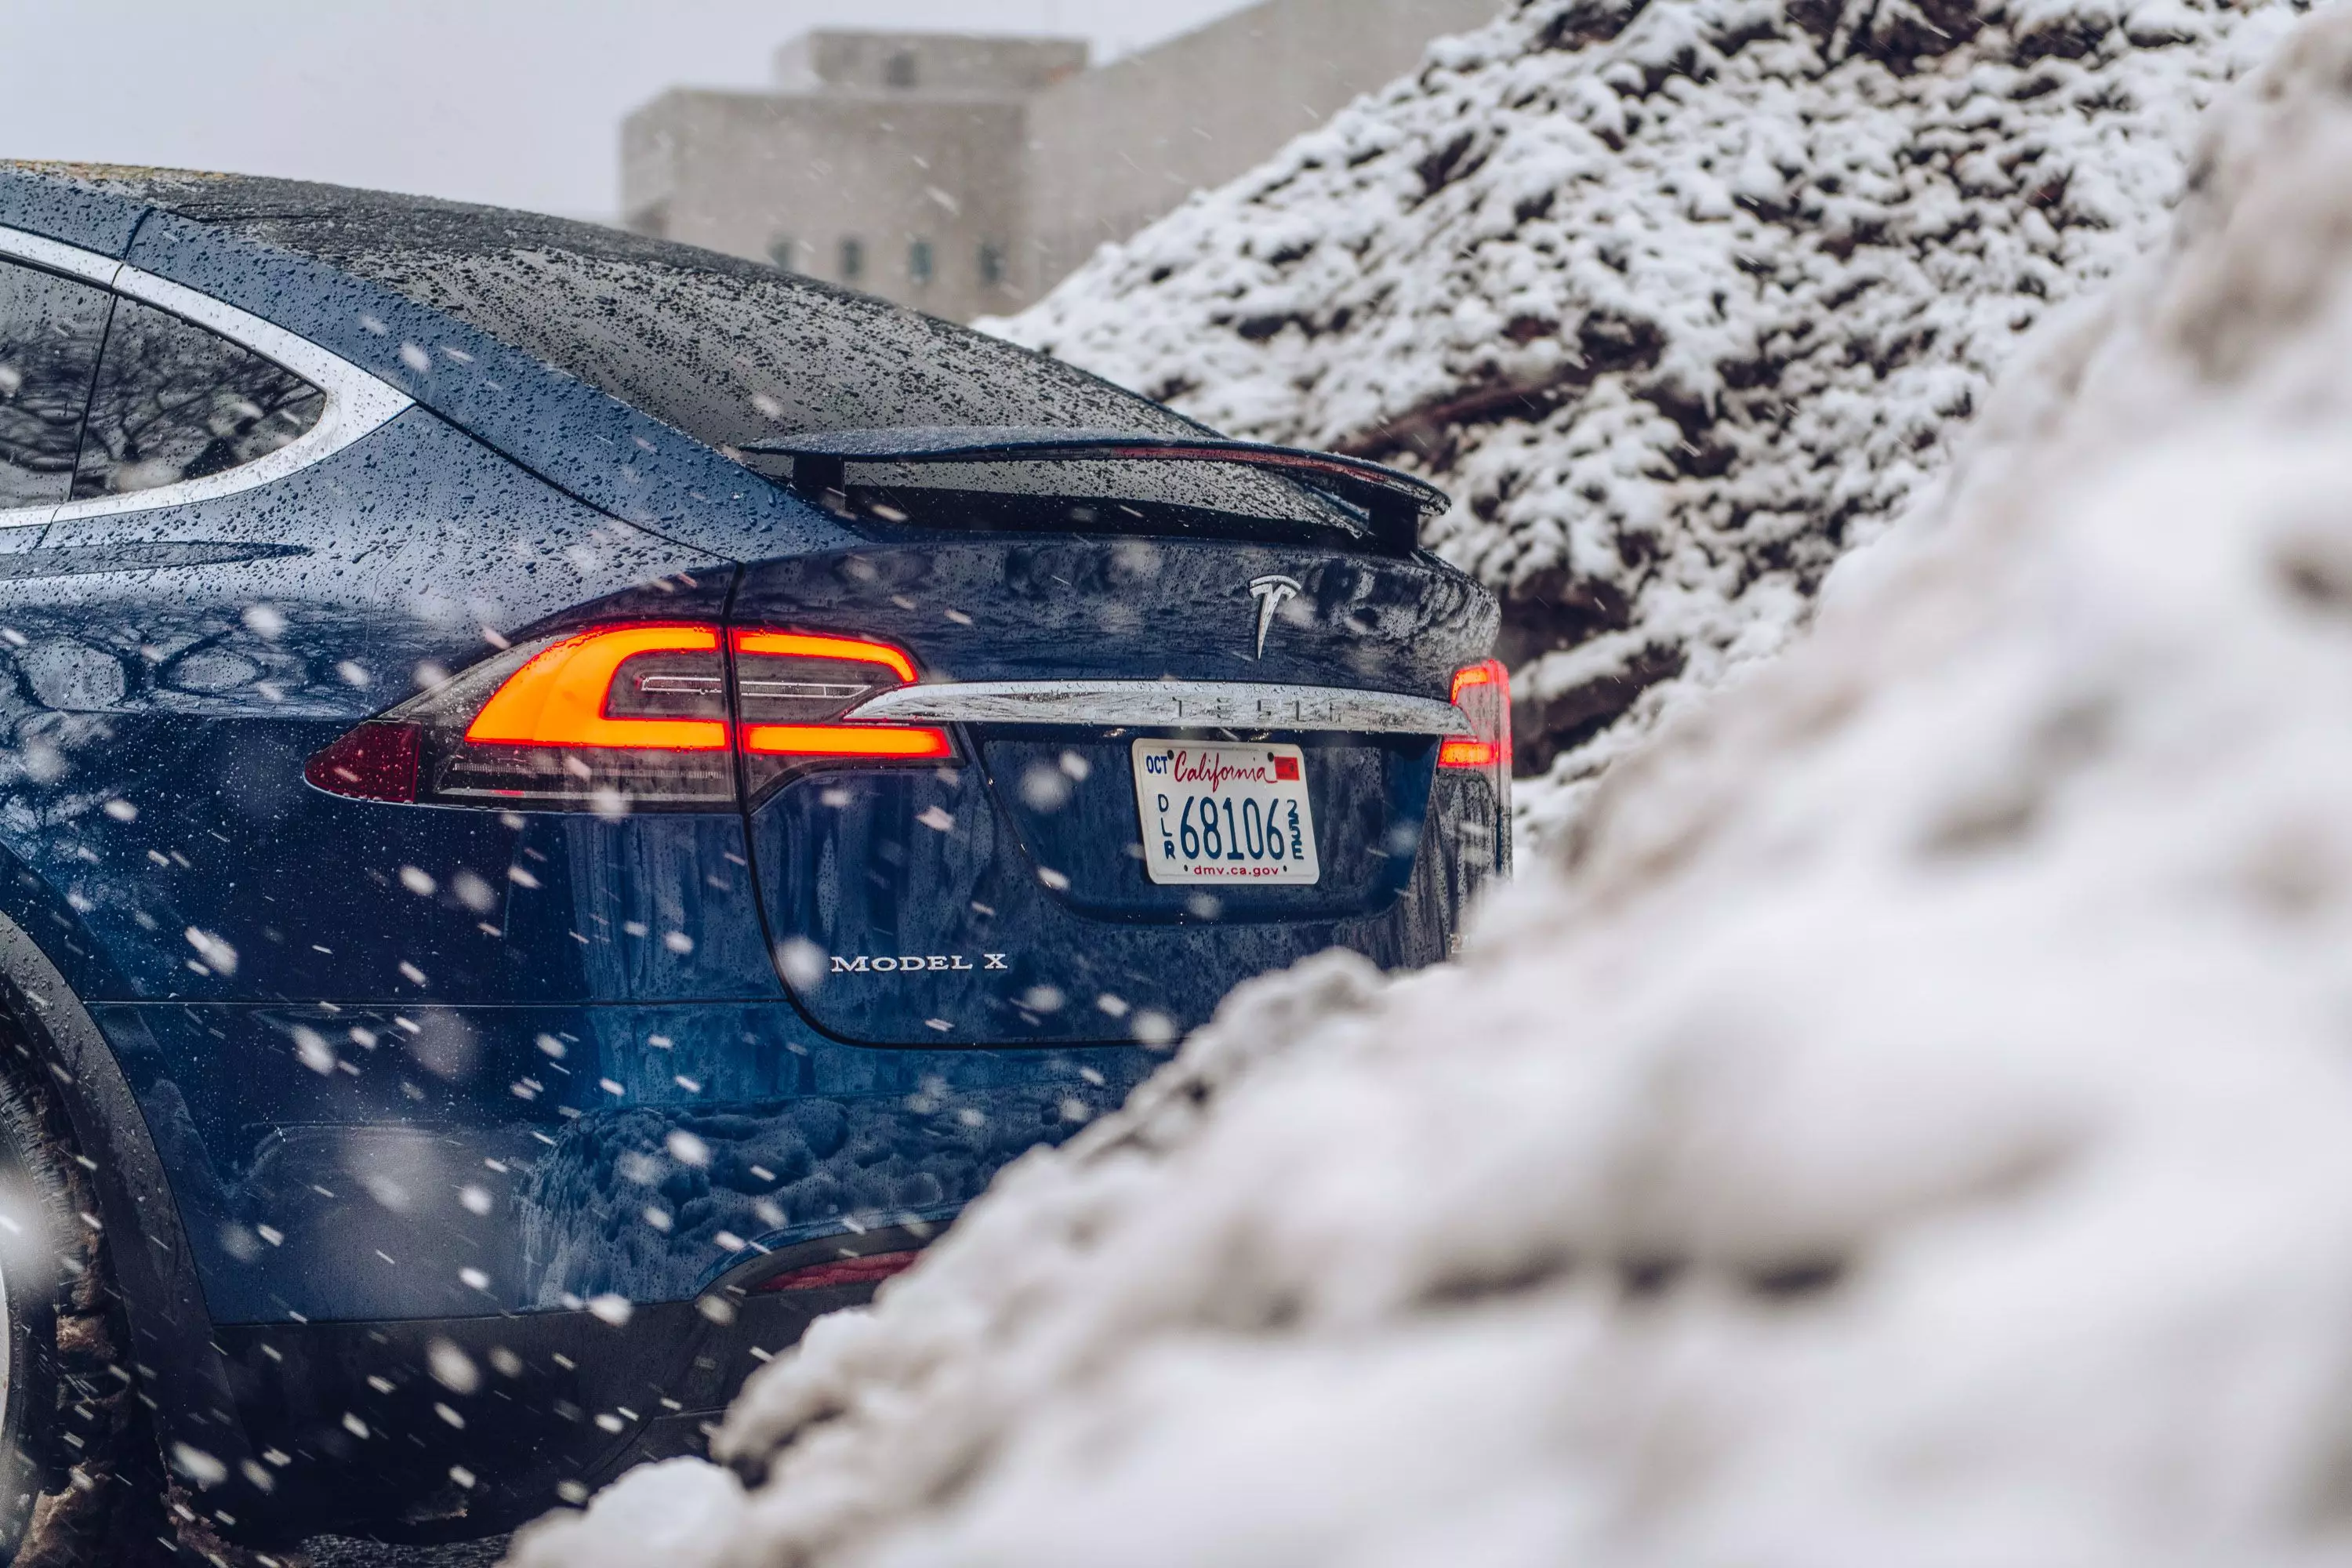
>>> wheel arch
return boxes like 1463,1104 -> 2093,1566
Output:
0,910 -> 253,1503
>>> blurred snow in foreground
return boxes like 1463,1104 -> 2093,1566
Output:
989,0 -> 2299,841
512,5 -> 2352,1563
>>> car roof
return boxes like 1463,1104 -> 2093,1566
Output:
0,159 -> 833,292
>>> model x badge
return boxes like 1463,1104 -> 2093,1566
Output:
1248,575 -> 1303,659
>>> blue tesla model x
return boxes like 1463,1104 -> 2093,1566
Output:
0,162 -> 1508,1555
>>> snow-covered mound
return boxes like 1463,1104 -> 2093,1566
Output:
510,6 -> 2352,1563
992,0 -> 2300,834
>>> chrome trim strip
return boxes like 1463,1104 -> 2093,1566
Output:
847,680 -> 1472,735
0,228 -> 123,289
0,224 -> 415,532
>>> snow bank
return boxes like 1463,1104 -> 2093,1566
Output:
989,0 -> 2300,837
510,5 -> 2352,1563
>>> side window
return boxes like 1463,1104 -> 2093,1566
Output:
74,297 -> 325,501
0,259 -> 111,510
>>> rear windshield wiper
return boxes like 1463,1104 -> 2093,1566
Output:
740,426 -> 1450,554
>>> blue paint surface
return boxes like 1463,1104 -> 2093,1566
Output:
100,1001 -> 1151,1322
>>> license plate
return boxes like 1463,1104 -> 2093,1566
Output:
1131,740 -> 1320,886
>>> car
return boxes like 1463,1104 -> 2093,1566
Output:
0,162 -> 1509,1555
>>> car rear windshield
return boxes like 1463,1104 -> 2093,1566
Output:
338,241 -> 1182,448
225,204 -> 1370,543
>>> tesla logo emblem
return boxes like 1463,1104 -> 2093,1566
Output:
1248,575 -> 1303,659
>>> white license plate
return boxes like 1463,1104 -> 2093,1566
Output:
1131,740 -> 1320,886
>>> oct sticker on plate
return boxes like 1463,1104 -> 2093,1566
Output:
1131,740 -> 1321,886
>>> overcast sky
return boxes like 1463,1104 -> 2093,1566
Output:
0,0 -> 1255,219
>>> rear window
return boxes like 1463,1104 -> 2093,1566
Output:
327,243 -> 1181,451
224,205 -> 1369,543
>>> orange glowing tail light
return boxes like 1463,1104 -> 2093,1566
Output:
465,625 -> 729,752
305,622 -> 951,811
731,630 -> 950,764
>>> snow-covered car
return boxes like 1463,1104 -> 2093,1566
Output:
0,162 -> 1508,1552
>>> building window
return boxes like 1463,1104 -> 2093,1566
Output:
885,52 -> 919,89
978,243 -> 1007,289
909,240 -> 935,288
768,236 -> 797,273
840,238 -> 865,282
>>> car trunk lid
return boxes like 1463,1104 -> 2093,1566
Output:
728,532 -> 1500,1047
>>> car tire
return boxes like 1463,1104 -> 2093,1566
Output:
0,1056 -> 176,1568
0,1065 -> 72,1559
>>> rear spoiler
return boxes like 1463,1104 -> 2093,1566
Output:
741,426 -> 1450,554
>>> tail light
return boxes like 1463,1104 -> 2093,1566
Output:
732,631 -> 952,797
304,622 -> 951,812
1440,659 -> 1512,772
748,1250 -> 921,1294
1440,659 -> 1512,875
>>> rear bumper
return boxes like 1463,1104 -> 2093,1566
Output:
754,754 -> 1499,1046
93,1002 -> 1152,1325
94,764 -> 1494,1327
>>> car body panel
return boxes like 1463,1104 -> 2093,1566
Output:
728,535 -> 1499,1043
727,534 -> 1494,691
751,754 -> 1469,1046
0,408 -> 728,1006
98,1002 -> 1150,1323
0,166 -> 147,257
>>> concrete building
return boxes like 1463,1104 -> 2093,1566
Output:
621,0 -> 1499,321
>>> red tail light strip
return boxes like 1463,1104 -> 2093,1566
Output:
733,629 -> 917,683
1450,662 -> 1500,702
1440,658 -> 1512,771
312,622 -> 1505,810
303,720 -> 422,804
749,1250 -> 922,1294
744,724 -> 953,759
